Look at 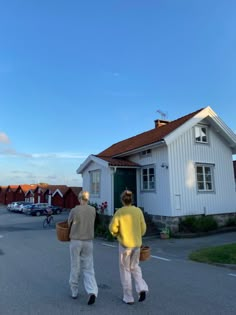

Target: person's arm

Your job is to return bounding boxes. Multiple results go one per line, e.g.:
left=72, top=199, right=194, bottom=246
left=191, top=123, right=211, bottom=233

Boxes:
left=68, top=209, right=74, bottom=226
left=109, top=214, right=119, bottom=237
left=140, top=212, right=147, bottom=236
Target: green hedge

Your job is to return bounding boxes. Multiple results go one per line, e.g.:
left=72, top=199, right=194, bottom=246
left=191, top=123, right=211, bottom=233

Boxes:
left=179, top=215, right=218, bottom=233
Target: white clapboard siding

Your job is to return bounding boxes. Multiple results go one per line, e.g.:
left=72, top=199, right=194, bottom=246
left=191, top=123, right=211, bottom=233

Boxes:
left=132, top=147, right=172, bottom=216
left=82, top=161, right=113, bottom=215
left=168, top=126, right=236, bottom=216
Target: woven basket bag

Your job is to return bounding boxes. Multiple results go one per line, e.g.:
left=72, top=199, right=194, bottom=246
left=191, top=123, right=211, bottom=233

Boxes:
left=139, top=245, right=151, bottom=261
left=56, top=221, right=70, bottom=242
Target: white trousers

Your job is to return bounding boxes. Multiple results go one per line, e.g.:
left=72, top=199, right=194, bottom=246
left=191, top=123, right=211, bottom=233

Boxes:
left=69, top=240, right=98, bottom=297
left=119, top=244, right=148, bottom=303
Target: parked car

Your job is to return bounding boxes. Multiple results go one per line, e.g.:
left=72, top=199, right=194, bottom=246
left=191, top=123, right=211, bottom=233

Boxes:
left=18, top=201, right=34, bottom=213
left=25, top=203, right=50, bottom=216
left=25, top=203, right=63, bottom=216
left=47, top=205, right=63, bottom=215
left=7, top=202, right=17, bottom=211
left=7, top=201, right=24, bottom=212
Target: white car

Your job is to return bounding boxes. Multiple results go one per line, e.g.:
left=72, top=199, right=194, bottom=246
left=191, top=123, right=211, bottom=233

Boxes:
left=7, top=202, right=21, bottom=212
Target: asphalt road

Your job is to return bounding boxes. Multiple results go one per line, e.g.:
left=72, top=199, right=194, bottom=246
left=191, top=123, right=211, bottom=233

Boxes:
left=0, top=206, right=236, bottom=315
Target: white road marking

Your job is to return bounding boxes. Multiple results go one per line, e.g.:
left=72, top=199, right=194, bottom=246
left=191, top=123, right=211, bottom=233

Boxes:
left=228, top=273, right=236, bottom=277
left=151, top=255, right=171, bottom=261
left=102, top=243, right=116, bottom=248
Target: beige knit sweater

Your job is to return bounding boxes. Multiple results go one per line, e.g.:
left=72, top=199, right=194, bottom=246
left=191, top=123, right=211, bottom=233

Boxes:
left=68, top=204, right=96, bottom=240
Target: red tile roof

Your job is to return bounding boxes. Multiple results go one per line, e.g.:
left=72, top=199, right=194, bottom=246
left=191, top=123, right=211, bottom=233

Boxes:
left=20, top=184, right=38, bottom=193
left=7, top=185, right=19, bottom=192
left=96, top=156, right=140, bottom=167
left=97, top=108, right=203, bottom=157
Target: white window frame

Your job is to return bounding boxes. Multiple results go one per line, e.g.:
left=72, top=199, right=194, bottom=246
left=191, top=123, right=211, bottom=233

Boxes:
left=141, top=165, right=155, bottom=191
left=196, top=163, right=214, bottom=193
left=140, top=149, right=152, bottom=158
left=90, top=170, right=101, bottom=197
left=194, top=125, right=209, bottom=144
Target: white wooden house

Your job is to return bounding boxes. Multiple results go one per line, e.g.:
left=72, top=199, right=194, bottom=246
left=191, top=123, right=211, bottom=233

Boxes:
left=77, top=106, right=236, bottom=230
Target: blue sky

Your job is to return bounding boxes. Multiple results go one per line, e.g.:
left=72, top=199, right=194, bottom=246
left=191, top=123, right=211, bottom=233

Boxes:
left=0, top=0, right=235, bottom=187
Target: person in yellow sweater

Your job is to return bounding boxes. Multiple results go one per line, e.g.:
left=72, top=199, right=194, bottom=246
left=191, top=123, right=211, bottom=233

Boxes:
left=109, top=190, right=149, bottom=305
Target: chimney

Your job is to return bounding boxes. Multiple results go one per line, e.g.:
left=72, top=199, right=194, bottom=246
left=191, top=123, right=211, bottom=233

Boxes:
left=154, top=119, right=169, bottom=128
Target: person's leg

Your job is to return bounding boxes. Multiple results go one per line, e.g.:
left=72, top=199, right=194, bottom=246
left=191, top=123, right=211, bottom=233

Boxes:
left=119, top=244, right=134, bottom=304
left=80, top=240, right=98, bottom=304
left=130, top=248, right=148, bottom=301
left=69, top=240, right=82, bottom=298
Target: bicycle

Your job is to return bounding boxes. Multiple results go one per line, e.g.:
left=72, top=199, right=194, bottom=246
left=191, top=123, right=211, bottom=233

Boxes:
left=43, top=209, right=54, bottom=228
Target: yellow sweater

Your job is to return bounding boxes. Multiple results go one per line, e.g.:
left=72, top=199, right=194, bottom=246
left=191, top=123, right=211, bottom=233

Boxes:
left=109, top=205, right=146, bottom=248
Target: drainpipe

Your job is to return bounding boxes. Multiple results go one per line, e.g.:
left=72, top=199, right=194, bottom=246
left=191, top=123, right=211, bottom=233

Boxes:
left=110, top=167, right=117, bottom=215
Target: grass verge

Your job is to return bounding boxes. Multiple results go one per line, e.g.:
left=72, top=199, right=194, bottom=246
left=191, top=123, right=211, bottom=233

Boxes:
left=189, top=243, right=236, bottom=265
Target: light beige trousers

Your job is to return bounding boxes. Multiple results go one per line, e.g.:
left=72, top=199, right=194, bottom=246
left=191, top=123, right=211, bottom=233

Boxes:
left=69, top=240, right=98, bottom=297
left=119, top=244, right=148, bottom=303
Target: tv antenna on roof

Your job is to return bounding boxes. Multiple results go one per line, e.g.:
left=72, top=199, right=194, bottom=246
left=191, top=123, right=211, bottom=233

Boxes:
left=156, top=109, right=167, bottom=120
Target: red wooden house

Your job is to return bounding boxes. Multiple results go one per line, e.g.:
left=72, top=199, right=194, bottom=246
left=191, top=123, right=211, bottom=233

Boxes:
left=5, top=185, right=20, bottom=205
left=63, top=186, right=82, bottom=209
left=0, top=184, right=82, bottom=209
left=44, top=185, right=67, bottom=206
left=0, top=186, right=8, bottom=204
left=51, top=185, right=69, bottom=207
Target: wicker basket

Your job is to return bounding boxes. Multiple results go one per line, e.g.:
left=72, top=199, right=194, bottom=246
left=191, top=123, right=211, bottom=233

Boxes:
left=139, top=246, right=151, bottom=261
left=56, top=221, right=70, bottom=242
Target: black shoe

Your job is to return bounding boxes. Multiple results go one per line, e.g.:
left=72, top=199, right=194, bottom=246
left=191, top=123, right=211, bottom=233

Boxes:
left=88, top=294, right=96, bottom=305
left=139, top=291, right=146, bottom=302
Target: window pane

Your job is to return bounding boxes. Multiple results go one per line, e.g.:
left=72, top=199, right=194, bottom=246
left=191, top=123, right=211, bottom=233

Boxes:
left=142, top=169, right=147, bottom=175
left=196, top=164, right=213, bottom=192
left=206, top=182, right=212, bottom=190
left=197, top=174, right=203, bottom=181
left=143, top=181, right=148, bottom=189
left=195, top=127, right=201, bottom=141
left=201, top=128, right=207, bottom=142
left=198, top=182, right=204, bottom=190
left=196, top=166, right=203, bottom=173
left=149, top=182, right=155, bottom=189
left=195, top=126, right=208, bottom=143
left=91, top=171, right=100, bottom=195
left=141, top=167, right=155, bottom=190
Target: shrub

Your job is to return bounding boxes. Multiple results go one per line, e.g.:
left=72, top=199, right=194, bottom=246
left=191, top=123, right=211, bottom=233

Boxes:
left=225, top=217, right=236, bottom=227
left=196, top=216, right=218, bottom=232
left=179, top=216, right=199, bottom=233
left=179, top=215, right=218, bottom=233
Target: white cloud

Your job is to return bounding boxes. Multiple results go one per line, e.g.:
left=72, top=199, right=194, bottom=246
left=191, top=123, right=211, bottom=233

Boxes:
left=31, top=152, right=87, bottom=159
left=0, top=148, right=32, bottom=157
left=0, top=132, right=10, bottom=144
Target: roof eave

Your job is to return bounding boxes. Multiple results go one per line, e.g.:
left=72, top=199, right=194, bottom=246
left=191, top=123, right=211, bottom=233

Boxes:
left=111, top=140, right=166, bottom=158
left=76, top=155, right=109, bottom=174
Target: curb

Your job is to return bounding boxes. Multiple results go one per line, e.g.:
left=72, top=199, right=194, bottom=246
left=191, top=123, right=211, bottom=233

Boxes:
left=172, top=227, right=236, bottom=239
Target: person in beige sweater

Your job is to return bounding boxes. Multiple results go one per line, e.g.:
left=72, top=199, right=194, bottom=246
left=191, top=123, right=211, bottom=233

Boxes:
left=68, top=191, right=98, bottom=305
left=109, top=190, right=148, bottom=305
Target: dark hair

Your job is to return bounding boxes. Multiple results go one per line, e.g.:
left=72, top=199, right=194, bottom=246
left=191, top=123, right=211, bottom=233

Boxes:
left=121, top=190, right=133, bottom=205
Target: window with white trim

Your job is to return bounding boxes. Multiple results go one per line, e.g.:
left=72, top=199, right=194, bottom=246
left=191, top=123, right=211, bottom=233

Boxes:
left=90, top=170, right=101, bottom=196
left=194, top=125, right=208, bottom=143
left=140, top=149, right=151, bottom=158
left=141, top=166, right=155, bottom=191
left=196, top=164, right=214, bottom=192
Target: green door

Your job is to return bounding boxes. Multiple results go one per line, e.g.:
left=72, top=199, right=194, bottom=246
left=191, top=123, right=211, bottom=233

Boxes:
left=114, top=168, right=137, bottom=212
